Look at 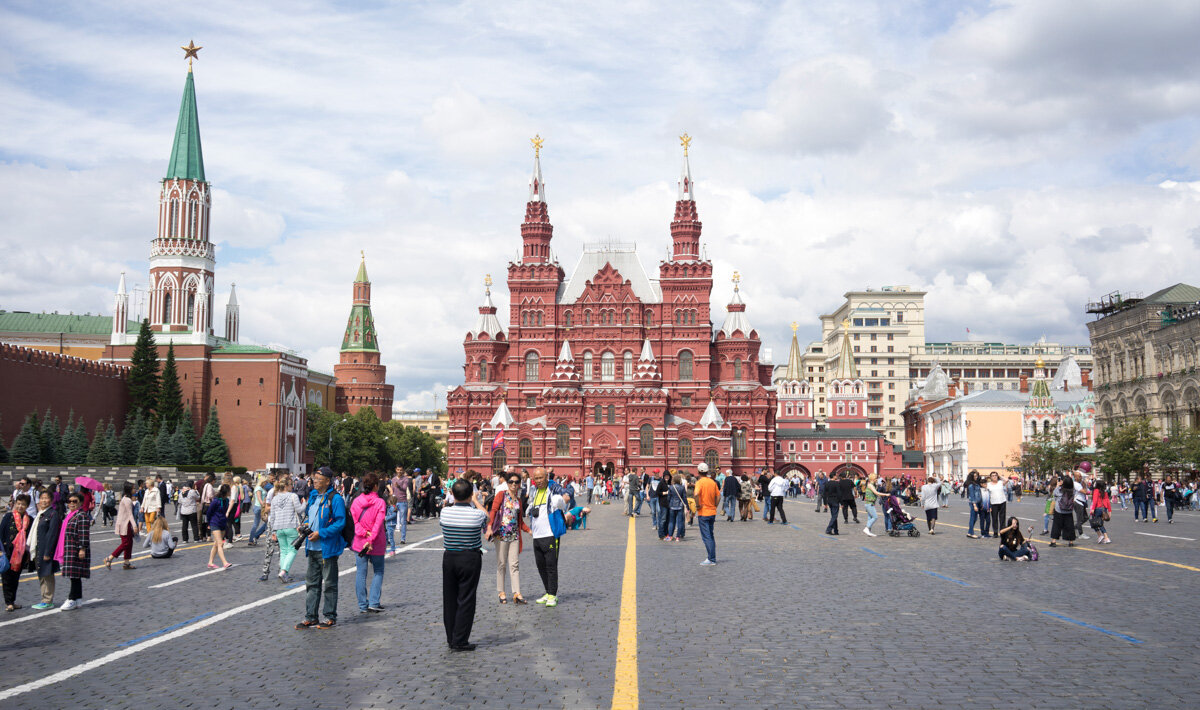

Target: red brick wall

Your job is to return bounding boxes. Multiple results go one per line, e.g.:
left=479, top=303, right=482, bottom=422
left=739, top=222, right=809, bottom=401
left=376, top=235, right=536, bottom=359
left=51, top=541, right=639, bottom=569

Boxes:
left=0, top=343, right=130, bottom=446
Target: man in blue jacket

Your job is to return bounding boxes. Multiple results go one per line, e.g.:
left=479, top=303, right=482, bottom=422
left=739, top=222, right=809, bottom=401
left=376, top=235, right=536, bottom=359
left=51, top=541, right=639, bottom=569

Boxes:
left=296, top=466, right=346, bottom=630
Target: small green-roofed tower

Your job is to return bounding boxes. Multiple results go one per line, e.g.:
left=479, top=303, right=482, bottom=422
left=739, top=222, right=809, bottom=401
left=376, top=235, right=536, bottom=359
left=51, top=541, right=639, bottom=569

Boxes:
left=334, top=253, right=393, bottom=419
left=342, top=253, right=379, bottom=352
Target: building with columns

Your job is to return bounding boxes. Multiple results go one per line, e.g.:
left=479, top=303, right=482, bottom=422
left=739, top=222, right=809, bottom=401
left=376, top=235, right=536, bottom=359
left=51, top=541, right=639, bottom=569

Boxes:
left=334, top=256, right=394, bottom=419
left=447, top=138, right=776, bottom=477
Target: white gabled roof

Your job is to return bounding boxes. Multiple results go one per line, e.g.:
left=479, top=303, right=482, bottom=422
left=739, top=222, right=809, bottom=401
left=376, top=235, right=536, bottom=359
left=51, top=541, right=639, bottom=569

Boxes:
left=698, top=399, right=726, bottom=428
left=489, top=401, right=515, bottom=428
left=559, top=247, right=662, bottom=304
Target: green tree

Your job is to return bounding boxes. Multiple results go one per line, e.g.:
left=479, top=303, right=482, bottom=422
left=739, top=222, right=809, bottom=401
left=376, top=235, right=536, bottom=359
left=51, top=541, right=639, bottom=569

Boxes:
left=170, top=420, right=193, bottom=465
left=39, top=410, right=61, bottom=464
left=155, top=424, right=174, bottom=465
left=104, top=418, right=119, bottom=462
left=86, top=421, right=111, bottom=466
left=62, top=418, right=90, bottom=465
left=157, top=343, right=184, bottom=431
left=1015, top=426, right=1062, bottom=481
left=137, top=433, right=158, bottom=466
left=119, top=410, right=146, bottom=465
left=181, top=411, right=202, bottom=463
left=200, top=406, right=231, bottom=467
left=10, top=411, right=43, bottom=464
left=1097, top=417, right=1160, bottom=482
left=127, top=318, right=160, bottom=418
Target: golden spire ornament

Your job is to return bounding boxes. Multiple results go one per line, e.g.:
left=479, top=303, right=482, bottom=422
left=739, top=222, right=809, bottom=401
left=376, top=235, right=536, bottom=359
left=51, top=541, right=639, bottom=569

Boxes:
left=731, top=270, right=740, bottom=290
left=181, top=40, right=202, bottom=70
left=791, top=321, right=798, bottom=334
left=485, top=274, right=493, bottom=291
left=680, top=132, right=692, bottom=156
left=531, top=134, right=544, bottom=158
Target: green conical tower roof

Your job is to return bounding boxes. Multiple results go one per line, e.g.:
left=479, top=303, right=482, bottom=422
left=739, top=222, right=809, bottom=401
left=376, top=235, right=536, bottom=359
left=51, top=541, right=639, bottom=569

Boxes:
left=341, top=304, right=379, bottom=352
left=355, top=258, right=369, bottom=284
left=165, top=69, right=206, bottom=182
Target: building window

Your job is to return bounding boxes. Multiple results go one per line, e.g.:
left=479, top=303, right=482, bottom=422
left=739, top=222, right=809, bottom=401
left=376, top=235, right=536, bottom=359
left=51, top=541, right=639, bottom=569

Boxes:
left=732, top=428, right=746, bottom=458
left=803, top=442, right=810, bottom=452
left=679, top=350, right=693, bottom=381
left=583, top=352, right=593, bottom=380
left=860, top=442, right=868, bottom=451
left=186, top=292, right=196, bottom=327
left=564, top=311, right=573, bottom=327
left=492, top=448, right=507, bottom=472
left=705, top=449, right=719, bottom=471
left=472, top=429, right=482, bottom=457
left=733, top=357, right=742, bottom=380
left=623, top=351, right=634, bottom=380
left=236, top=378, right=242, bottom=385
left=526, top=395, right=536, bottom=408
left=214, top=377, right=220, bottom=385
left=259, top=377, right=264, bottom=385
left=817, top=442, right=823, bottom=451
left=556, top=424, right=570, bottom=456
left=624, top=310, right=632, bottom=326
left=478, top=360, right=488, bottom=380
left=169, top=199, right=179, bottom=237
left=607, top=405, right=616, bottom=424
left=681, top=395, right=691, bottom=407
left=601, top=351, right=615, bottom=381
left=594, top=405, right=602, bottom=424
left=645, top=309, right=654, bottom=326
left=788, top=441, right=795, bottom=452
left=678, top=438, right=692, bottom=465
left=640, top=424, right=654, bottom=456
left=163, top=292, right=173, bottom=324
left=585, top=310, right=592, bottom=325
left=518, top=438, right=533, bottom=464
left=525, top=351, right=539, bottom=381
left=831, top=442, right=838, bottom=452
left=537, top=311, right=544, bottom=326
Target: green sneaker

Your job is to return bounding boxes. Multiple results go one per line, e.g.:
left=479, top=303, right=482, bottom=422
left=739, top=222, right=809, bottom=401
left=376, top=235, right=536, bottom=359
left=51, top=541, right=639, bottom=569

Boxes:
left=535, top=594, right=550, bottom=604
left=31, top=602, right=53, bottom=610
left=544, top=595, right=558, bottom=608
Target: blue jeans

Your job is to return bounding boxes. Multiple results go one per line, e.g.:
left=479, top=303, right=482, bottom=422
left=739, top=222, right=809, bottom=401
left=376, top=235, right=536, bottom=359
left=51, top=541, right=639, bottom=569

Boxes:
left=647, top=498, right=661, bottom=527
left=384, top=520, right=396, bottom=551
left=1042, top=513, right=1051, bottom=532
left=395, top=502, right=409, bottom=541
left=304, top=552, right=338, bottom=622
left=355, top=553, right=385, bottom=610
left=968, top=505, right=981, bottom=535
left=634, top=491, right=645, bottom=515
left=865, top=503, right=877, bottom=531
left=667, top=508, right=685, bottom=538
left=249, top=505, right=267, bottom=542
left=762, top=496, right=772, bottom=520
left=883, top=504, right=892, bottom=532
left=1133, top=499, right=1146, bottom=520
left=723, top=495, right=737, bottom=519
left=698, top=515, right=716, bottom=562
left=998, top=543, right=1030, bottom=560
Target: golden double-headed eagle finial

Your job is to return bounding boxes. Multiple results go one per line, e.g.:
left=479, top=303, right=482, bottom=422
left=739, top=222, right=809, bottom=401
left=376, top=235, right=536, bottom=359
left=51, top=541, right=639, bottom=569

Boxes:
left=531, top=134, right=544, bottom=158
left=842, top=318, right=851, bottom=329
left=485, top=274, right=492, bottom=289
left=680, top=132, right=692, bottom=156
left=731, top=270, right=740, bottom=290
left=791, top=321, right=798, bottom=334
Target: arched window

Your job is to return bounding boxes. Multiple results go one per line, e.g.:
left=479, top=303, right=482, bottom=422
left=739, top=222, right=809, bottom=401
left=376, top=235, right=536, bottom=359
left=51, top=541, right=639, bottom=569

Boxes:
left=556, top=424, right=570, bottom=456
left=522, top=311, right=528, bottom=326
left=679, top=350, right=693, bottom=381
left=537, top=311, right=544, bottom=326
left=472, top=429, right=482, bottom=457
left=705, top=449, right=719, bottom=471
left=478, top=360, right=488, bottom=380
left=186, top=292, right=196, bottom=327
left=786, top=403, right=793, bottom=416
left=623, top=351, right=634, bottom=380
left=594, top=405, right=602, bottom=423
left=640, top=424, right=654, bottom=456
left=601, top=352, right=615, bottom=381
left=733, top=428, right=747, bottom=457
left=189, top=201, right=199, bottom=238
left=645, top=309, right=654, bottom=327
left=518, top=438, right=533, bottom=464
left=831, top=442, right=838, bottom=452
left=689, top=310, right=696, bottom=326
left=564, top=311, right=573, bottom=327
left=683, top=266, right=689, bottom=278
left=525, top=351, right=539, bottom=381
left=849, top=402, right=856, bottom=415
left=678, top=438, right=692, bottom=465
left=584, top=310, right=592, bottom=325
left=169, top=199, right=179, bottom=237
left=583, top=352, right=594, bottom=380
left=607, top=405, right=616, bottom=424
left=624, top=310, right=632, bottom=325
left=733, top=357, right=742, bottom=380
left=162, top=292, right=173, bottom=324
left=492, top=448, right=507, bottom=472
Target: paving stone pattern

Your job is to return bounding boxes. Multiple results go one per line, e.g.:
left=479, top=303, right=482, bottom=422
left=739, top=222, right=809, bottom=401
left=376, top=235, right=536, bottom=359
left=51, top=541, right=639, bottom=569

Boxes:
left=0, top=496, right=1197, bottom=708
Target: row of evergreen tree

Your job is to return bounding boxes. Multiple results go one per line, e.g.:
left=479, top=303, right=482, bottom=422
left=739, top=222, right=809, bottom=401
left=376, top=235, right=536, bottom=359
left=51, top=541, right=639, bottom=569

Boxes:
left=0, top=321, right=232, bottom=467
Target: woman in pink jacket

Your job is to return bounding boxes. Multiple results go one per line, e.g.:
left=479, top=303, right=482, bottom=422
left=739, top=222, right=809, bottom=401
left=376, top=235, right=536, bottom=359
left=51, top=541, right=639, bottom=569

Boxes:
left=350, top=472, right=388, bottom=613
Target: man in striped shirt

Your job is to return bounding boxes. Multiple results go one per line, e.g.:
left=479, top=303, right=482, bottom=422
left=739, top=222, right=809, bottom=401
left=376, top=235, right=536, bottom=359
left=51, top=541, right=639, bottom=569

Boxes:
left=441, top=479, right=489, bottom=652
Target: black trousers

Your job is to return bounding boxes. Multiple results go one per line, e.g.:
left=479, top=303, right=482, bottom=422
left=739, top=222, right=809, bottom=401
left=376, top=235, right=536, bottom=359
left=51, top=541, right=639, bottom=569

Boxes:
left=1074, top=502, right=1087, bottom=535
left=825, top=505, right=840, bottom=534
left=68, top=577, right=82, bottom=601
left=841, top=499, right=857, bottom=522
left=180, top=513, right=200, bottom=542
left=1051, top=511, right=1076, bottom=541
left=769, top=496, right=787, bottom=524
left=990, top=502, right=1007, bottom=536
left=442, top=550, right=482, bottom=648
left=533, top=536, right=559, bottom=596
left=2, top=568, right=20, bottom=605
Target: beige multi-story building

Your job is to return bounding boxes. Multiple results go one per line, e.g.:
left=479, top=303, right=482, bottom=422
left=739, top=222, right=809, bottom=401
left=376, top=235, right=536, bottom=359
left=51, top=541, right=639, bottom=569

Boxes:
left=1087, top=283, right=1200, bottom=433
left=787, top=286, right=1093, bottom=446
left=392, top=409, right=450, bottom=450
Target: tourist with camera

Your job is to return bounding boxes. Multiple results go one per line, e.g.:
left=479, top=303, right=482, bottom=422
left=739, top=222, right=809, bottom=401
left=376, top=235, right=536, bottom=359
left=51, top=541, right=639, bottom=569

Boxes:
left=296, top=467, right=347, bottom=630
left=350, top=472, right=388, bottom=613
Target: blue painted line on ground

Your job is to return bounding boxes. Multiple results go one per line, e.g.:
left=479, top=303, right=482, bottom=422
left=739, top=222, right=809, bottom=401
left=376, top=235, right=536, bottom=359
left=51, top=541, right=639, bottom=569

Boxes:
left=118, top=612, right=214, bottom=647
left=821, top=535, right=841, bottom=540
left=922, top=570, right=970, bottom=587
left=286, top=583, right=303, bottom=589
left=861, top=547, right=886, bottom=558
left=1041, top=611, right=1144, bottom=644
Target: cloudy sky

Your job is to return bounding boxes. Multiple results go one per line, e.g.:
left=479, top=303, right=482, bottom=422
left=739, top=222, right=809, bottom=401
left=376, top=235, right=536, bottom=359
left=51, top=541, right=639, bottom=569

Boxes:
left=3, top=1, right=1200, bottom=408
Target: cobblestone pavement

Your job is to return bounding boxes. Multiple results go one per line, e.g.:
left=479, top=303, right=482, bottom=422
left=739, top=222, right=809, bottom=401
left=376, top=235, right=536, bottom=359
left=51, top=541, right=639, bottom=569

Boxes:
left=0, top=495, right=1197, bottom=708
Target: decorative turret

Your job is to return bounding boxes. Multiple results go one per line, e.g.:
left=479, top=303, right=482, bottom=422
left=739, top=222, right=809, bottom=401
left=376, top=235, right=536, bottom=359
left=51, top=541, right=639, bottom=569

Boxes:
left=191, top=278, right=210, bottom=343
left=334, top=253, right=394, bottom=420
left=698, top=397, right=726, bottom=429
left=784, top=321, right=803, bottom=382
left=718, top=272, right=754, bottom=338
left=521, top=134, right=553, bottom=264
left=827, top=319, right=868, bottom=429
left=833, top=320, right=858, bottom=380
left=1028, top=357, right=1055, bottom=410
left=635, top=339, right=660, bottom=383
left=776, top=322, right=814, bottom=425
left=670, top=133, right=702, bottom=261
left=552, top=340, right=580, bottom=384
left=714, top=272, right=760, bottom=382
left=224, top=283, right=239, bottom=342
left=111, top=272, right=129, bottom=344
left=470, top=275, right=505, bottom=340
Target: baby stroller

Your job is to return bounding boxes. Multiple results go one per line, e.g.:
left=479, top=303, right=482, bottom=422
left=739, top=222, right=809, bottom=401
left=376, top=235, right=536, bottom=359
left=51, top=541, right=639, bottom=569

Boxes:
left=884, top=494, right=920, bottom=537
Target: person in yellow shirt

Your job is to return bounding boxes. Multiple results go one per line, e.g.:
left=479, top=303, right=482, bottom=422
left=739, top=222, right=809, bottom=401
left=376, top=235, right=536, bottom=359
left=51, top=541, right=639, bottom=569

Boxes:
left=693, top=463, right=720, bottom=566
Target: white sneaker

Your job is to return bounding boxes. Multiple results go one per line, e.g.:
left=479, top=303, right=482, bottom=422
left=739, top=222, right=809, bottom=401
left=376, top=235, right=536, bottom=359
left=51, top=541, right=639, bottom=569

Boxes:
left=863, top=527, right=877, bottom=537
left=61, top=599, right=78, bottom=610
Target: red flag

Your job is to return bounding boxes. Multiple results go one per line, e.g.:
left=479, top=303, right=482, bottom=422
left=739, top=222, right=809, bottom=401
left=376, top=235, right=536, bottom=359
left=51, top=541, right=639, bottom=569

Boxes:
left=492, top=426, right=504, bottom=451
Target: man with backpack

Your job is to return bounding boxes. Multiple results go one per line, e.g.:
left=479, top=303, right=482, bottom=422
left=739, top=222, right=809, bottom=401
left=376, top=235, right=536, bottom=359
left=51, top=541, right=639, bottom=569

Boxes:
left=623, top=469, right=641, bottom=517
left=296, top=466, right=347, bottom=630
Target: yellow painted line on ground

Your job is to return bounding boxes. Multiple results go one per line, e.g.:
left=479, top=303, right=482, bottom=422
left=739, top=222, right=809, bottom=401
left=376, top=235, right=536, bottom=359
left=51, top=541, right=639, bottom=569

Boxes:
left=938, top=521, right=1200, bottom=573
left=612, top=515, right=638, bottom=710
left=18, top=541, right=212, bottom=581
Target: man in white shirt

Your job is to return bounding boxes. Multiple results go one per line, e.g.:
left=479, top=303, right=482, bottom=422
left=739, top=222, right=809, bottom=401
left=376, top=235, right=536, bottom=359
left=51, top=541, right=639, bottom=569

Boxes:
left=767, top=471, right=789, bottom=524
left=526, top=467, right=566, bottom=608
left=919, top=477, right=941, bottom=534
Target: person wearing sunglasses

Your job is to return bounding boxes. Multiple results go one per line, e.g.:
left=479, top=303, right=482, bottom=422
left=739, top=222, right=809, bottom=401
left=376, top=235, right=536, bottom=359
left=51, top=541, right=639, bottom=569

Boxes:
left=486, top=475, right=528, bottom=605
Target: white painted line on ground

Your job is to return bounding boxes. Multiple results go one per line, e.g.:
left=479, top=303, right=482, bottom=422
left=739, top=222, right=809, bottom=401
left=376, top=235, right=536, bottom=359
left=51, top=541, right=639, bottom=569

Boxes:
left=1133, top=532, right=1196, bottom=542
left=959, top=512, right=1037, bottom=522
left=0, top=535, right=443, bottom=702
left=148, top=565, right=238, bottom=588
left=0, top=599, right=103, bottom=629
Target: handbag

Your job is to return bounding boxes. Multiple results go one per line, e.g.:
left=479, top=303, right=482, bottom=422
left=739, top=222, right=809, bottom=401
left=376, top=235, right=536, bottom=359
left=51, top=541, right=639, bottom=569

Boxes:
left=1102, top=508, right=1111, bottom=522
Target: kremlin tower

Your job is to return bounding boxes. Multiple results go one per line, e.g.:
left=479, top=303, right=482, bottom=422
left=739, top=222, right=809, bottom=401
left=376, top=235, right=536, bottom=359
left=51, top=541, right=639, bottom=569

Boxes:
left=334, top=255, right=394, bottom=420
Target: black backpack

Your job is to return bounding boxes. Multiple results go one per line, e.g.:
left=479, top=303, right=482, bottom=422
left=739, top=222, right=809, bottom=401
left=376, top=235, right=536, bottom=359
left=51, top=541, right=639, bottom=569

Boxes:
left=341, top=491, right=356, bottom=547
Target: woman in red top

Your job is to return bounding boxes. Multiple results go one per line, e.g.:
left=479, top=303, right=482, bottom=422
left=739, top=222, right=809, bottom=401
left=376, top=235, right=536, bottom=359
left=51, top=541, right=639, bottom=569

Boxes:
left=1090, top=485, right=1112, bottom=545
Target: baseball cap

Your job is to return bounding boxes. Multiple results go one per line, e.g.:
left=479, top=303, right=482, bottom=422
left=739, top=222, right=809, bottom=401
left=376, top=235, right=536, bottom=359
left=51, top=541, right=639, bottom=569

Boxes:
left=697, top=463, right=709, bottom=473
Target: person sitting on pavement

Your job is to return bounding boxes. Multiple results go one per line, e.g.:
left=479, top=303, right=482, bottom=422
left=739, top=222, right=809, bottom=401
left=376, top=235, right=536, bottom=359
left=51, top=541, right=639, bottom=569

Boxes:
left=997, top=517, right=1031, bottom=561
left=142, top=515, right=178, bottom=558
